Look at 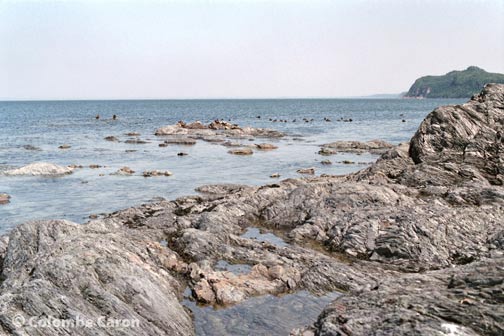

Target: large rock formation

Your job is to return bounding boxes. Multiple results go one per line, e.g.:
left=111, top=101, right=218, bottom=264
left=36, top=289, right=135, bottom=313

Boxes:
left=0, top=84, right=502, bottom=335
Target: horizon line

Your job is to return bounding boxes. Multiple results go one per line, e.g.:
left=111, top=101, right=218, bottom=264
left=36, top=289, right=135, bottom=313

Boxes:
left=0, top=94, right=405, bottom=102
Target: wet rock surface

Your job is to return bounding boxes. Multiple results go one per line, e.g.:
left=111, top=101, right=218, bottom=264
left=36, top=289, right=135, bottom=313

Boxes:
left=0, top=85, right=502, bottom=335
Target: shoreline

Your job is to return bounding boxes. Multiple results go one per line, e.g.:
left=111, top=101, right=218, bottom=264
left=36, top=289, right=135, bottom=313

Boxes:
left=0, top=85, right=502, bottom=335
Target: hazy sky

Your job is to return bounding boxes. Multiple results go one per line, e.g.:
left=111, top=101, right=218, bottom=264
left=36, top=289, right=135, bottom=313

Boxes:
left=1, top=0, right=503, bottom=100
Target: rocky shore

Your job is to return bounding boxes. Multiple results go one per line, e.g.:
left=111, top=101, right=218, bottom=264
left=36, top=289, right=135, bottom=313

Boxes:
left=0, top=84, right=502, bottom=335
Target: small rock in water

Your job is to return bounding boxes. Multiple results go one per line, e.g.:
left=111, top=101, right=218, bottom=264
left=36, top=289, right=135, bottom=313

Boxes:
left=89, top=214, right=98, bottom=219
left=159, top=143, right=168, bottom=147
left=68, top=164, right=83, bottom=169
left=270, top=173, right=281, bottom=178
left=177, top=152, right=188, bottom=156
left=113, top=167, right=135, bottom=175
left=143, top=170, right=173, bottom=177
left=341, top=160, right=355, bottom=164
left=321, top=160, right=332, bottom=165
left=125, top=132, right=141, bottom=136
left=228, top=148, right=253, bottom=155
left=125, top=139, right=149, bottom=144
left=22, top=145, right=42, bottom=151
left=0, top=193, right=10, bottom=204
left=104, top=136, right=119, bottom=142
left=125, top=149, right=137, bottom=153
left=297, top=168, right=315, bottom=175
left=58, top=144, right=71, bottom=149
left=89, top=164, right=102, bottom=169
left=255, top=143, right=278, bottom=150
left=318, top=148, right=337, bottom=155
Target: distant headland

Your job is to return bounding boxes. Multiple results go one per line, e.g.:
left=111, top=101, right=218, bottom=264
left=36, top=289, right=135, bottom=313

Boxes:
left=404, top=66, right=504, bottom=98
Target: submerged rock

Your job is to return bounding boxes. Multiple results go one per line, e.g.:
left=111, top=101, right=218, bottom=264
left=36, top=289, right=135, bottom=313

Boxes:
left=22, top=144, right=42, bottom=151
left=3, top=162, right=74, bottom=176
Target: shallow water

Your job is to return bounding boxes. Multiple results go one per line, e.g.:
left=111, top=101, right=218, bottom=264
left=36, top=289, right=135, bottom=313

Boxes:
left=0, top=98, right=464, bottom=233
left=241, top=227, right=288, bottom=247
left=183, top=290, right=340, bottom=335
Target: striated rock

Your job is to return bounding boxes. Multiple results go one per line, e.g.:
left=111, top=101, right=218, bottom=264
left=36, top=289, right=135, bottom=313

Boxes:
left=3, top=162, right=74, bottom=176
left=0, top=193, right=10, bottom=204
left=228, top=148, right=253, bottom=155
left=0, top=220, right=193, bottom=335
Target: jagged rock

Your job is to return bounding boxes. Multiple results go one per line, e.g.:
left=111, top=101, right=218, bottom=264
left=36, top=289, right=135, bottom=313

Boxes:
left=3, top=162, right=74, bottom=176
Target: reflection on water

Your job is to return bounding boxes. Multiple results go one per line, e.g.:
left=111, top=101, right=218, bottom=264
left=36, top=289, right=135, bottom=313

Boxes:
left=183, top=290, right=340, bottom=336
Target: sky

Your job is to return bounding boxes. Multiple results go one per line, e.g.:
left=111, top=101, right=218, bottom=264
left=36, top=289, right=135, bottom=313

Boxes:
left=0, top=0, right=503, bottom=100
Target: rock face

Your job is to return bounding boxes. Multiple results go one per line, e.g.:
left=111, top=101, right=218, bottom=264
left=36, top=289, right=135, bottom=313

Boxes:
left=3, top=162, right=74, bottom=176
left=0, top=85, right=503, bottom=335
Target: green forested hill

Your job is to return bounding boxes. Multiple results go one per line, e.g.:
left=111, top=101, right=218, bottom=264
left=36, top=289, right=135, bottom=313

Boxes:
left=405, top=66, right=504, bottom=98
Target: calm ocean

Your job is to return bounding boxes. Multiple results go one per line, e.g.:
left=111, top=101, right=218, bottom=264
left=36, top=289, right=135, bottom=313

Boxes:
left=0, top=98, right=464, bottom=233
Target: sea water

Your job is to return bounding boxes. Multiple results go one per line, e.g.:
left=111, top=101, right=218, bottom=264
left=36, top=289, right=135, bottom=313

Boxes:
left=0, top=98, right=463, bottom=233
